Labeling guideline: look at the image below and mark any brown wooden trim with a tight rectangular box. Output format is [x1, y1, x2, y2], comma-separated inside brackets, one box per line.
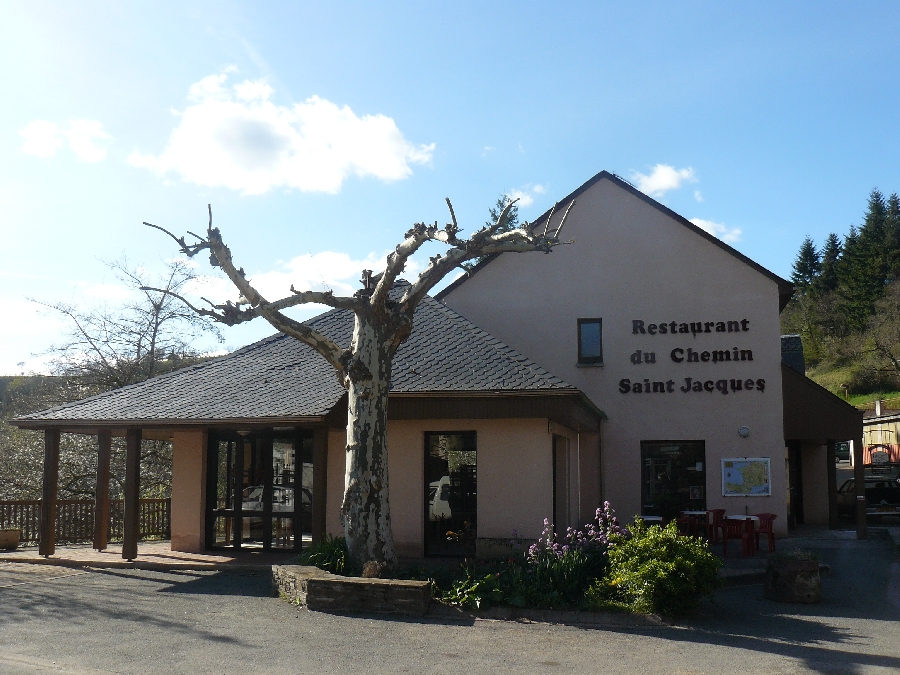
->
[93, 431, 112, 550]
[826, 439, 838, 530]
[387, 394, 602, 432]
[122, 429, 142, 560]
[39, 430, 60, 557]
[311, 426, 328, 545]
[853, 436, 867, 540]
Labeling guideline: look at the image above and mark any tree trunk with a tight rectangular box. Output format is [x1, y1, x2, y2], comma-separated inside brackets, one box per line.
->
[341, 314, 397, 571]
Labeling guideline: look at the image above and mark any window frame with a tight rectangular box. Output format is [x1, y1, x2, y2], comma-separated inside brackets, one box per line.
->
[577, 317, 603, 365]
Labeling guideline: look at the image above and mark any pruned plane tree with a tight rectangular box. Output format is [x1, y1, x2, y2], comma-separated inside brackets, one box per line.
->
[144, 197, 574, 572]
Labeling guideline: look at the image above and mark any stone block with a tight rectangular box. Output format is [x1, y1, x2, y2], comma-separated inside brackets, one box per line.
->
[272, 565, 431, 616]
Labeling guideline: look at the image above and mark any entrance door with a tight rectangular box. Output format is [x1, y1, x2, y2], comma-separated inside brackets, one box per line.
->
[641, 441, 706, 519]
[206, 431, 313, 551]
[424, 432, 477, 557]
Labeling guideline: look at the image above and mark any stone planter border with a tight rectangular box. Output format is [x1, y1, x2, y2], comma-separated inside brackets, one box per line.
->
[0, 529, 20, 551]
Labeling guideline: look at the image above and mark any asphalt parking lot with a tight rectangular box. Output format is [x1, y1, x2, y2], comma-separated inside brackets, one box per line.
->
[1, 535, 899, 675]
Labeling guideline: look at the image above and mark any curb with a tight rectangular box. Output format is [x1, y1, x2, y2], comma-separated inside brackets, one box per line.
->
[0, 556, 274, 572]
[426, 602, 671, 628]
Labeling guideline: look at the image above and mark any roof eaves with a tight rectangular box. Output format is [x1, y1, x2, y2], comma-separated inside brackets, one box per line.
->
[436, 170, 794, 310]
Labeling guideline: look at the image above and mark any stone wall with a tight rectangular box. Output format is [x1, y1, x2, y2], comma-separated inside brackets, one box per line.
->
[272, 565, 431, 616]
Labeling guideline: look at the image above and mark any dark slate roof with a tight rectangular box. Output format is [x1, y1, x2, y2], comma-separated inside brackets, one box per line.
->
[781, 334, 806, 376]
[437, 170, 794, 311]
[15, 292, 578, 426]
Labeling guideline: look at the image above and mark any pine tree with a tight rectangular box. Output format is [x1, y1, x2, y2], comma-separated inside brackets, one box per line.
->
[886, 193, 900, 278]
[817, 232, 842, 293]
[461, 195, 521, 271]
[791, 235, 821, 291]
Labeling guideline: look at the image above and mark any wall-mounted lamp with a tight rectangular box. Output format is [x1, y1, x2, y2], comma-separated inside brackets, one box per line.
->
[738, 426, 750, 438]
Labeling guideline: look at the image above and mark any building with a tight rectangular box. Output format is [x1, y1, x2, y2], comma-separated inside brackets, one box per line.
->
[12, 170, 862, 559]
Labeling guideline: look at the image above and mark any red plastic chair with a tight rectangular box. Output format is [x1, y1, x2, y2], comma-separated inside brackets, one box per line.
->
[675, 516, 693, 536]
[722, 518, 751, 558]
[709, 509, 726, 543]
[754, 513, 777, 553]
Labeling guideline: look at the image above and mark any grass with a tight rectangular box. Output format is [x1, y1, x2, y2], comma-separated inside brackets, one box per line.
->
[848, 391, 900, 407]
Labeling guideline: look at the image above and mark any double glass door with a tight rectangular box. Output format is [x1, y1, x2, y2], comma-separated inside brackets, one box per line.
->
[207, 431, 313, 551]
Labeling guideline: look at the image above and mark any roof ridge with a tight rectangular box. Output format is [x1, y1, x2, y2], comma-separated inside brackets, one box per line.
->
[436, 170, 793, 310]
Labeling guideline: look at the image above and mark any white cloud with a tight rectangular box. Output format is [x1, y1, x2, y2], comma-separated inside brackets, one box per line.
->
[19, 119, 110, 161]
[129, 71, 435, 195]
[187, 249, 424, 314]
[65, 120, 111, 162]
[690, 218, 742, 244]
[506, 184, 545, 208]
[694, 190, 703, 202]
[631, 164, 696, 198]
[19, 120, 63, 158]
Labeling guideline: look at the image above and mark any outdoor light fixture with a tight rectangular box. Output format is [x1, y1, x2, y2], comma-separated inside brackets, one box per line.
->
[738, 426, 750, 438]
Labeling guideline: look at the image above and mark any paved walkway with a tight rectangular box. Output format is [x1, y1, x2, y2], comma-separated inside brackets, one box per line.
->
[0, 533, 897, 675]
[0, 541, 298, 570]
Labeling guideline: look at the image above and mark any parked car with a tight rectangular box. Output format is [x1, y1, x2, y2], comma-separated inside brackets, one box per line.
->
[836, 476, 900, 517]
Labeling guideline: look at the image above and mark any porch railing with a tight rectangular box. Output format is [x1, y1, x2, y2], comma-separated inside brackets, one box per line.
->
[0, 499, 170, 546]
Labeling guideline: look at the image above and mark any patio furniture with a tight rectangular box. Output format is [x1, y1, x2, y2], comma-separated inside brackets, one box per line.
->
[675, 516, 693, 536]
[708, 509, 726, 543]
[722, 518, 752, 558]
[682, 510, 710, 538]
[754, 513, 777, 553]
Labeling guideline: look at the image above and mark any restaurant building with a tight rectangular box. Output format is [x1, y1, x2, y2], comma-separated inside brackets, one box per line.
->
[13, 170, 862, 559]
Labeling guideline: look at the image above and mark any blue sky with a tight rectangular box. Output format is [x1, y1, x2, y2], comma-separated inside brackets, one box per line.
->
[3, 2, 900, 374]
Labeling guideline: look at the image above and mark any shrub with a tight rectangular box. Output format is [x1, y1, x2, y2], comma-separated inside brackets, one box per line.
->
[587, 519, 721, 616]
[297, 535, 348, 575]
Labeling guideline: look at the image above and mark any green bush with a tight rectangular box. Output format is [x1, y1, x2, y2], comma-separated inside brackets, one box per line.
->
[297, 535, 348, 575]
[587, 520, 721, 616]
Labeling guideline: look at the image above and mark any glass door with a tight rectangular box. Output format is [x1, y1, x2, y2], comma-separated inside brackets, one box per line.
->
[641, 440, 706, 519]
[207, 431, 312, 552]
[424, 432, 477, 557]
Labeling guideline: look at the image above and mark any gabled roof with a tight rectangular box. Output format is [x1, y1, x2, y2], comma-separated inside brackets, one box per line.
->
[13, 292, 586, 429]
[437, 170, 794, 311]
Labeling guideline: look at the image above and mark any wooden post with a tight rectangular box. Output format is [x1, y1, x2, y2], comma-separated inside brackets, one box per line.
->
[311, 426, 328, 546]
[122, 429, 142, 560]
[826, 439, 838, 530]
[232, 436, 245, 550]
[93, 430, 112, 550]
[39, 429, 61, 557]
[853, 436, 867, 540]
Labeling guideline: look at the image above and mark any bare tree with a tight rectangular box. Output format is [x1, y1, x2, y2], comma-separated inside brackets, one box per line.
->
[146, 198, 573, 571]
[39, 257, 222, 389]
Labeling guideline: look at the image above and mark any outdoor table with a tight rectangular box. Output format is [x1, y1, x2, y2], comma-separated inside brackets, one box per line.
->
[726, 515, 759, 554]
[681, 510, 710, 537]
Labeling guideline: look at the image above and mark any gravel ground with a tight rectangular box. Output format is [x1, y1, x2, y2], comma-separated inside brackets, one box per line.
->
[1, 536, 898, 675]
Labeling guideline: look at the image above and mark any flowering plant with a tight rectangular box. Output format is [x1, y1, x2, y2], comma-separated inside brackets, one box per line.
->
[527, 501, 630, 563]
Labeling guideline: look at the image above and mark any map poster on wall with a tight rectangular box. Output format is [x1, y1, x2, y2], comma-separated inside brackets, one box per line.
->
[722, 458, 771, 497]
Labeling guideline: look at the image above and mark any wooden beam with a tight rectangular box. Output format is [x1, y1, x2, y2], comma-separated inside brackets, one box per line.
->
[826, 439, 838, 530]
[853, 436, 867, 540]
[311, 426, 328, 546]
[232, 436, 245, 550]
[93, 431, 112, 550]
[122, 429, 142, 560]
[39, 429, 60, 557]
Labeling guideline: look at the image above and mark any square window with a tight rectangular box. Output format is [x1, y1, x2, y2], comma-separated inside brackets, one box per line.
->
[578, 318, 602, 364]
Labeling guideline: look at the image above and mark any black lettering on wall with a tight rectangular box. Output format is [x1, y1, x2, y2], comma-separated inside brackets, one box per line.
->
[619, 379, 631, 393]
[632, 320, 646, 334]
[727, 320, 740, 332]
[740, 349, 753, 361]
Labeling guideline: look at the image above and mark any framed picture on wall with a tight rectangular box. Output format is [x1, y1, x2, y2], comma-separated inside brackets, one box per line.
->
[689, 485, 704, 500]
[722, 458, 771, 497]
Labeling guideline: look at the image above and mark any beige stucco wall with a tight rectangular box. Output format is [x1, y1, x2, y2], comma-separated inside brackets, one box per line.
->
[170, 429, 207, 552]
[443, 177, 788, 534]
[801, 444, 830, 525]
[325, 418, 575, 558]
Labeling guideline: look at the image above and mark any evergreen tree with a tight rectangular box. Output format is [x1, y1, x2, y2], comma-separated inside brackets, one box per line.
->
[791, 235, 821, 291]
[886, 193, 900, 277]
[461, 195, 521, 271]
[836, 190, 892, 330]
[817, 232, 842, 293]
